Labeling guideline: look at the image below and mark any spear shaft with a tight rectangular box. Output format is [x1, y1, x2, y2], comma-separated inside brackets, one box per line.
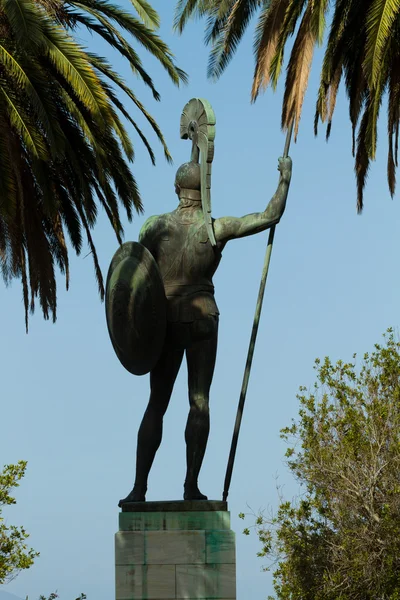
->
[222, 122, 294, 503]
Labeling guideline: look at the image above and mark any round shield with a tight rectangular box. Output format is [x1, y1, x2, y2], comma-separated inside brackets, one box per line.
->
[105, 242, 166, 376]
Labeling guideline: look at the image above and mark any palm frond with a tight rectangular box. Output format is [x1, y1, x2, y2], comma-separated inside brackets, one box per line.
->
[282, 5, 316, 138]
[129, 0, 160, 28]
[72, 12, 162, 100]
[387, 51, 400, 195]
[88, 53, 173, 162]
[365, 0, 400, 88]
[2, 0, 44, 46]
[75, 201, 104, 299]
[174, 0, 219, 33]
[365, 57, 387, 160]
[72, 1, 187, 85]
[204, 0, 237, 44]
[42, 23, 110, 117]
[252, 0, 289, 100]
[314, 0, 349, 136]
[0, 87, 48, 158]
[0, 45, 59, 150]
[325, 63, 343, 140]
[100, 80, 156, 164]
[205, 0, 262, 79]
[355, 98, 372, 212]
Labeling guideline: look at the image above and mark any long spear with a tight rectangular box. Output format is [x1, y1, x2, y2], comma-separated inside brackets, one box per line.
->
[222, 122, 294, 503]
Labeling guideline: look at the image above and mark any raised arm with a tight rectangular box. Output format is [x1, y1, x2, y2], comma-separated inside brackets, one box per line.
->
[214, 157, 292, 245]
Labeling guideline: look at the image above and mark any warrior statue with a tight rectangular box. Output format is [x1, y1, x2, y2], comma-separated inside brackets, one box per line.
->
[105, 99, 292, 504]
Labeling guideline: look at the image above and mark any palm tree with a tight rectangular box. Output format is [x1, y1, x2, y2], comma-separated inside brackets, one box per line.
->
[175, 0, 400, 211]
[0, 0, 186, 329]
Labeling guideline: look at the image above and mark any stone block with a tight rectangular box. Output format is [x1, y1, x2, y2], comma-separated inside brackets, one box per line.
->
[176, 564, 236, 599]
[116, 564, 175, 599]
[116, 505, 236, 599]
[205, 530, 236, 564]
[145, 531, 205, 565]
[115, 532, 145, 565]
[119, 511, 231, 532]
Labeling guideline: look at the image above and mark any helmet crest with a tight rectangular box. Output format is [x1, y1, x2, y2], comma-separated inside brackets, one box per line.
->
[180, 98, 216, 246]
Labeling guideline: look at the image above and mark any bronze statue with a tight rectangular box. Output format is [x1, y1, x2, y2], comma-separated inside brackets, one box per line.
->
[106, 99, 292, 504]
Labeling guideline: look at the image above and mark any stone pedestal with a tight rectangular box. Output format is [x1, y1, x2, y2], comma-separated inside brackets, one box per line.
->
[115, 500, 236, 600]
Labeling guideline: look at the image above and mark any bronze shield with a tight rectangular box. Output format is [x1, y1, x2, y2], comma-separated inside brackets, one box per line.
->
[105, 242, 166, 376]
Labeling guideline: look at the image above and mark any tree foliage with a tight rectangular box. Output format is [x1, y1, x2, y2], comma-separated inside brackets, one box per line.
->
[0, 461, 38, 584]
[175, 0, 400, 210]
[241, 330, 400, 599]
[35, 594, 86, 600]
[0, 0, 185, 328]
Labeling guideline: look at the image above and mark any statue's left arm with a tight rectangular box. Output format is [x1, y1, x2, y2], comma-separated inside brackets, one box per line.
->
[214, 157, 292, 245]
[139, 215, 159, 255]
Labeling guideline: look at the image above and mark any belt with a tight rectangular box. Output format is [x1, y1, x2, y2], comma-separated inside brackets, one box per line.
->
[164, 283, 214, 296]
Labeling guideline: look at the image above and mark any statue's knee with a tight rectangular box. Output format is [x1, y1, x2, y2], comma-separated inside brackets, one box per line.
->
[189, 393, 209, 413]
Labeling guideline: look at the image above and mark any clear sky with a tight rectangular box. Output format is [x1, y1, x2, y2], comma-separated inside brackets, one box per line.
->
[1, 2, 400, 600]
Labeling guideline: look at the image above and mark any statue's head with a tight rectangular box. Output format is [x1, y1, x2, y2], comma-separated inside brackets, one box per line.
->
[175, 161, 201, 197]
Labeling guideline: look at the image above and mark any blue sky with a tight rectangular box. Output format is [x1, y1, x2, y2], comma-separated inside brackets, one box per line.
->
[1, 2, 400, 599]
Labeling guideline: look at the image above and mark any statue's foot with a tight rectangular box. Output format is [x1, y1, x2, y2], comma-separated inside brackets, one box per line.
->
[183, 485, 208, 501]
[118, 486, 147, 507]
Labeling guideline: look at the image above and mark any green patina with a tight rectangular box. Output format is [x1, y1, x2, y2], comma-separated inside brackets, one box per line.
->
[205, 530, 236, 564]
[116, 507, 236, 598]
[119, 510, 231, 532]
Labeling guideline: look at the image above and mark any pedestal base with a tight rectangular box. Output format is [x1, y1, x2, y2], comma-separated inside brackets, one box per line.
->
[115, 501, 236, 600]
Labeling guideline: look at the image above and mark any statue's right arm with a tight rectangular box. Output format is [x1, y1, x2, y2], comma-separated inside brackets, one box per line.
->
[214, 157, 292, 245]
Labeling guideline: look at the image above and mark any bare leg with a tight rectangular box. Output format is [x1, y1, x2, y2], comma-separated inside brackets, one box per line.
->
[184, 321, 218, 500]
[119, 341, 184, 505]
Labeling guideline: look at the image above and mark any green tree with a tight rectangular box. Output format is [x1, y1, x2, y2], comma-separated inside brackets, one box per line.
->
[35, 594, 86, 599]
[240, 330, 400, 599]
[0, 0, 185, 328]
[0, 461, 38, 583]
[175, 0, 400, 210]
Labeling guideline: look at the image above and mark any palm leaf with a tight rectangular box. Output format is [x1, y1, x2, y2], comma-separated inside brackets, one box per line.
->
[355, 98, 372, 212]
[72, 10, 162, 99]
[365, 51, 388, 160]
[75, 202, 104, 299]
[100, 80, 156, 164]
[0, 45, 59, 150]
[252, 0, 290, 100]
[72, 1, 187, 85]
[108, 105, 134, 161]
[57, 185, 83, 253]
[314, 0, 349, 136]
[282, 5, 315, 137]
[0, 116, 18, 219]
[174, 0, 219, 33]
[70, 0, 160, 29]
[129, 0, 160, 28]
[324, 64, 343, 140]
[42, 23, 110, 117]
[365, 0, 400, 88]
[387, 51, 400, 194]
[0, 87, 47, 158]
[2, 0, 44, 47]
[89, 53, 173, 162]
[211, 0, 264, 78]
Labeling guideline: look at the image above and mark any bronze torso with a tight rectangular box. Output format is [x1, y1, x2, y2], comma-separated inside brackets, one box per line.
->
[139, 203, 221, 323]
